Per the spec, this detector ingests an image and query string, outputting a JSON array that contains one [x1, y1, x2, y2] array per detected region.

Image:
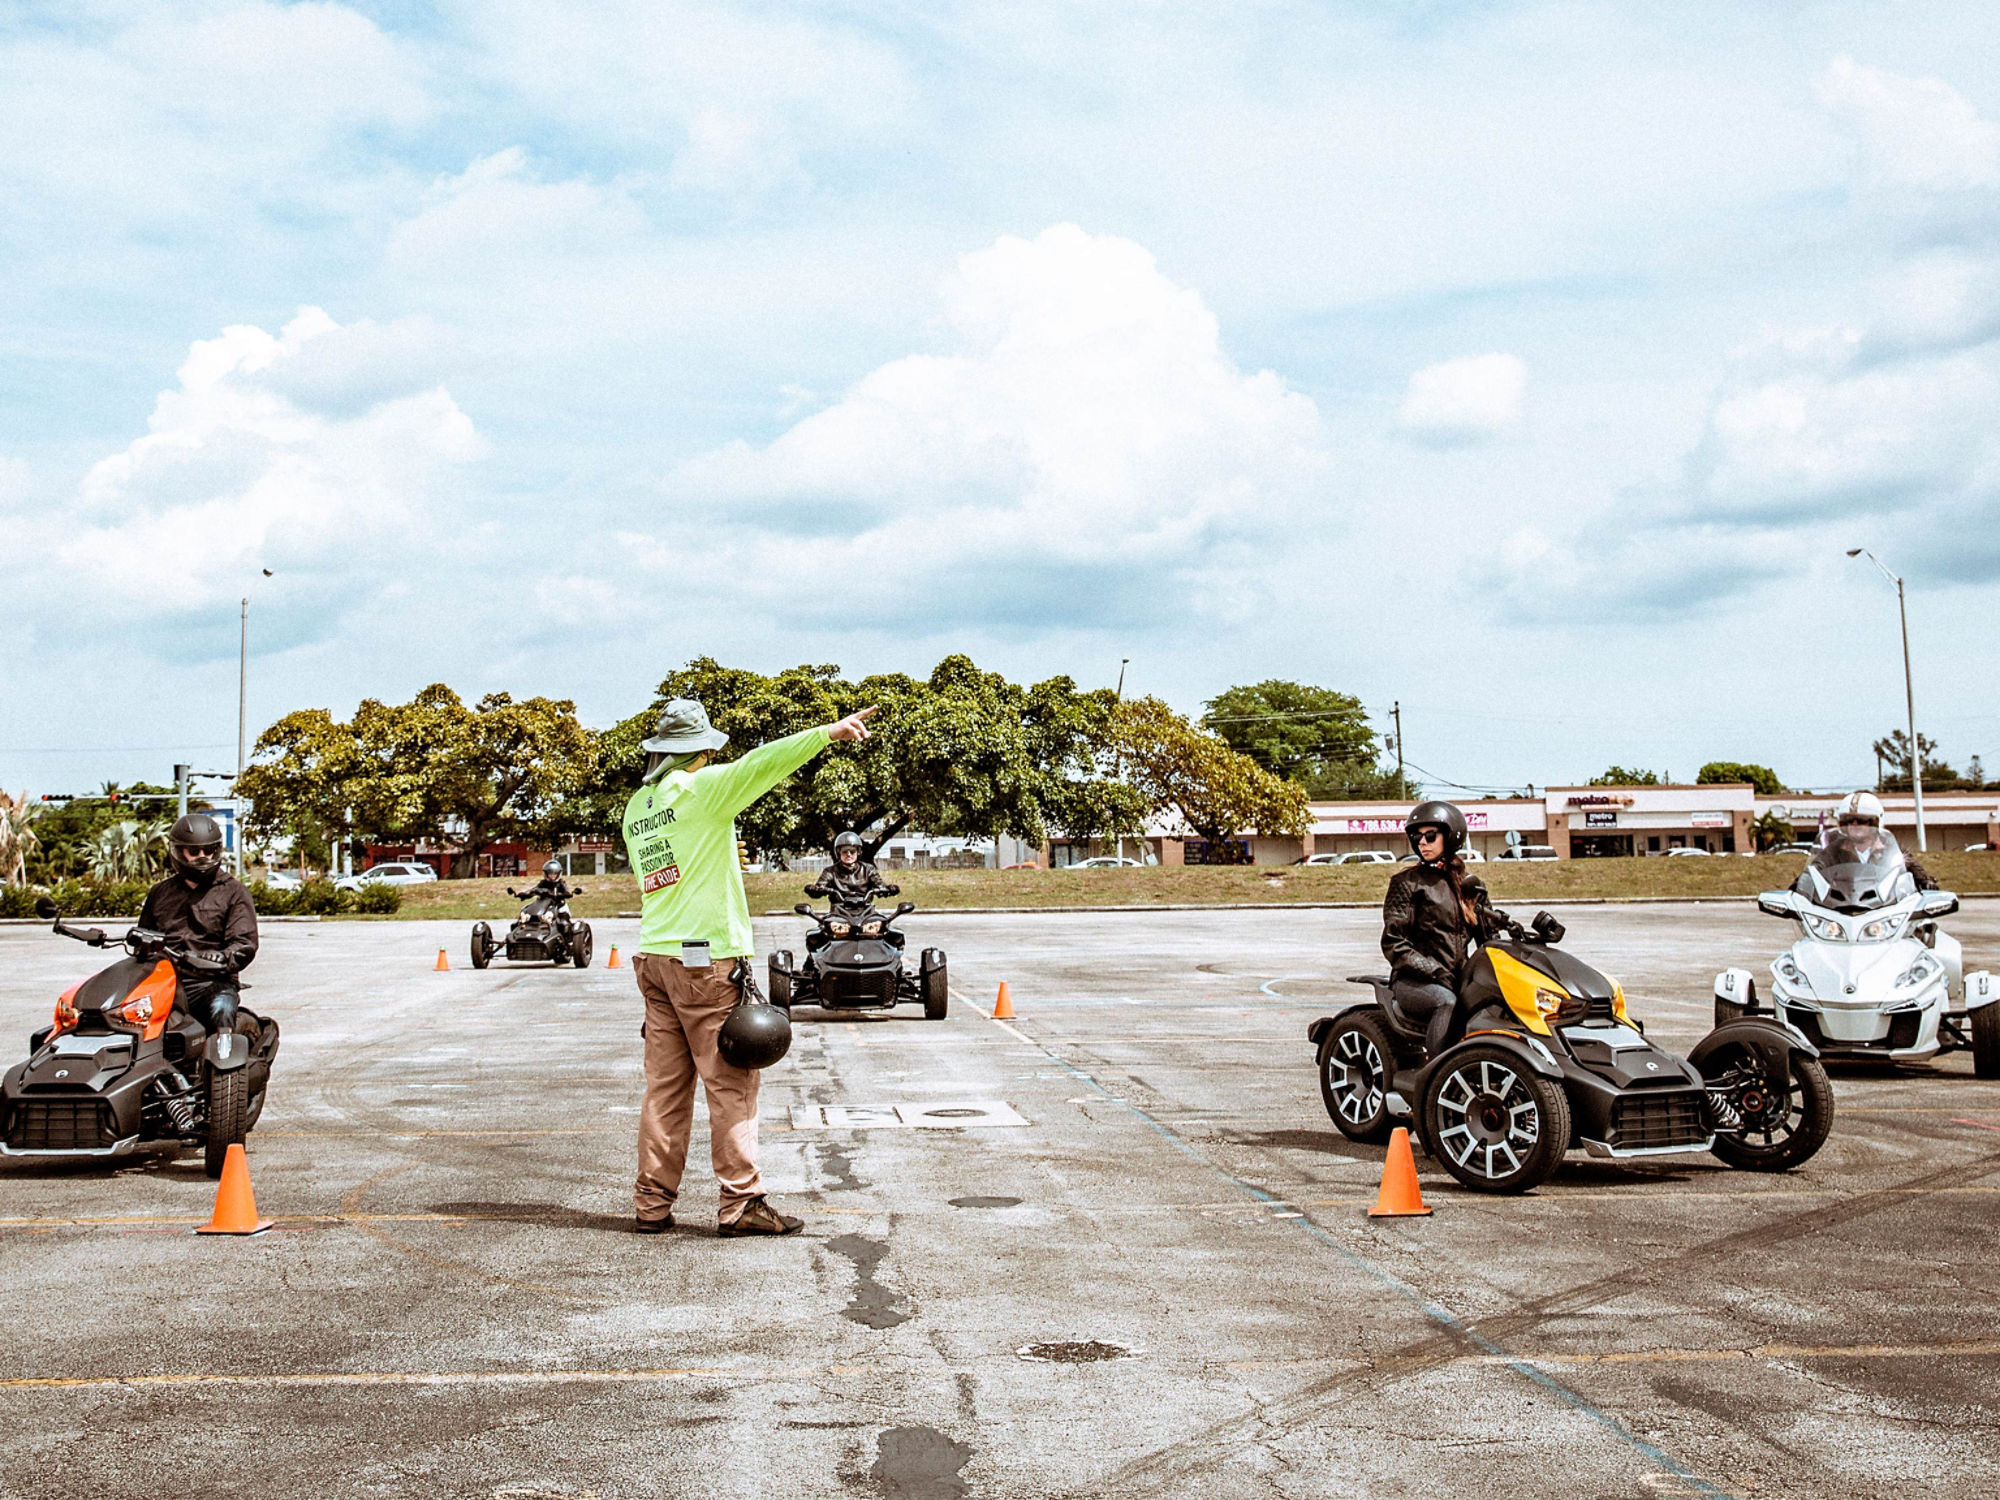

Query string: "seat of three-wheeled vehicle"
[[1346, 974, 1430, 1042]]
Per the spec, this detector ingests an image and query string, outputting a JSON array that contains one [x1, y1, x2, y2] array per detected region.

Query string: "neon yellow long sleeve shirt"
[[620, 727, 832, 959]]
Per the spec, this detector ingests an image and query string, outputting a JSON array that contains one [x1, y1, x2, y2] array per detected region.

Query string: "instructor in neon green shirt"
[[621, 696, 876, 1237]]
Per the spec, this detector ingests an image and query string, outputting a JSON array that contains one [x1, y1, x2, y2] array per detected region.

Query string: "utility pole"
[[1847, 549, 1926, 851], [1114, 658, 1130, 865], [1391, 701, 1405, 794], [237, 568, 272, 876], [175, 764, 190, 819]]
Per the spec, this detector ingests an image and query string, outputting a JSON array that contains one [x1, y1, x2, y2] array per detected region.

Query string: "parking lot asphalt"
[[3, 900, 1998, 1500]]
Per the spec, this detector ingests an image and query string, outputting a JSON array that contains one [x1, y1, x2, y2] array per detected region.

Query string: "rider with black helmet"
[[1380, 801, 1523, 1054], [136, 813, 259, 1034], [805, 831, 897, 912], [524, 858, 579, 932]]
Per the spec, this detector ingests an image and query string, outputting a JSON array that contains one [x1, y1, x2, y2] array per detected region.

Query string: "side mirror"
[[794, 903, 814, 916], [33, 896, 58, 921], [894, 901, 916, 916], [1919, 891, 1960, 919], [572, 886, 588, 895], [1757, 891, 1798, 919]]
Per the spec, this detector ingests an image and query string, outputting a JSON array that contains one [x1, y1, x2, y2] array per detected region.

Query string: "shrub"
[[353, 883, 402, 914], [0, 878, 151, 918]]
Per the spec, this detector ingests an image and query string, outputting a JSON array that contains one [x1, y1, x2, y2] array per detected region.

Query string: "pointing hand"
[[829, 705, 879, 743]]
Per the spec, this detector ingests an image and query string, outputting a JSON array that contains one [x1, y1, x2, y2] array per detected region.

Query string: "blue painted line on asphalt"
[[999, 1010, 1732, 1498]]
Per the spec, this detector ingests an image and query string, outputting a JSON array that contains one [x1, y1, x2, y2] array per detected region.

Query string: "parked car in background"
[[1002, 861, 1041, 870], [1316, 851, 1397, 866], [261, 870, 303, 890], [335, 861, 440, 891], [1397, 849, 1485, 864], [1666, 846, 1712, 857], [1496, 845, 1559, 862], [1072, 856, 1144, 868]]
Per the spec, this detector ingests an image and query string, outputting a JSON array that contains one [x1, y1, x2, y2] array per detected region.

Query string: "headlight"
[[1896, 954, 1939, 988], [51, 990, 79, 1037], [1804, 914, 1848, 942], [1534, 987, 1588, 1024], [119, 994, 157, 1025], [827, 920, 852, 937], [861, 920, 884, 936], [1858, 914, 1908, 942]]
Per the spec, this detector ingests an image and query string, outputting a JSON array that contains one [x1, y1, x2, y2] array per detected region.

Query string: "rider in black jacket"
[[137, 814, 257, 1034], [805, 832, 897, 912], [1380, 801, 1522, 1054]]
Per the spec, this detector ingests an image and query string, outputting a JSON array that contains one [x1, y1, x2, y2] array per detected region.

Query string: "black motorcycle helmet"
[[1404, 801, 1468, 862], [832, 831, 863, 865], [542, 859, 563, 880], [718, 997, 792, 1069], [168, 814, 226, 885]]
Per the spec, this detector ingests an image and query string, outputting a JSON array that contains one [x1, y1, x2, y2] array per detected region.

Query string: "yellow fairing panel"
[[1487, 949, 1560, 1036]]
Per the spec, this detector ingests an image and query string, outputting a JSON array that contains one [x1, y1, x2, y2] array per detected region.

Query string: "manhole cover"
[[1016, 1340, 1134, 1364], [950, 1196, 1021, 1209]]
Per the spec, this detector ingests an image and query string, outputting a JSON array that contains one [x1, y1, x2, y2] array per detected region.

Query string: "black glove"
[[182, 948, 229, 973], [880, 884, 900, 896]]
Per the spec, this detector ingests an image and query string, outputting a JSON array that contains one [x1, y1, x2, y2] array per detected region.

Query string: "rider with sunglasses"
[[1380, 801, 1525, 1054]]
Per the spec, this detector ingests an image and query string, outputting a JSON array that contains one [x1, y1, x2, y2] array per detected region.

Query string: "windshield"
[[1797, 826, 1914, 911]]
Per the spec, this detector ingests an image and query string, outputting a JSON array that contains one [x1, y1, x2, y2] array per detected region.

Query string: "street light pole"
[[1846, 549, 1926, 851], [236, 569, 273, 875], [1113, 658, 1130, 866]]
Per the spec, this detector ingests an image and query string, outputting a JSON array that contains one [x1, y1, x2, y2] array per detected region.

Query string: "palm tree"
[[0, 792, 39, 885], [87, 821, 168, 881]]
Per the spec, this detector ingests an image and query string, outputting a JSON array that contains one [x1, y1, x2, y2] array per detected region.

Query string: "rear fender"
[[1451, 1028, 1565, 1081], [1307, 1004, 1378, 1048], [1688, 1017, 1815, 1083]]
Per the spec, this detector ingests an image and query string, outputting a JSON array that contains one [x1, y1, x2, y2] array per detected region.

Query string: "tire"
[[769, 954, 793, 1012], [572, 924, 593, 969], [471, 923, 492, 970], [1974, 1004, 2000, 1080], [205, 1066, 247, 1179], [922, 951, 948, 1020], [1706, 1045, 1835, 1172], [1421, 1043, 1570, 1194], [1714, 996, 1747, 1028], [1317, 1011, 1394, 1143]]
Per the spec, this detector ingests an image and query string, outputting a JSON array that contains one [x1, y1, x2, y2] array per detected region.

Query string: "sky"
[[4, 0, 2000, 800]]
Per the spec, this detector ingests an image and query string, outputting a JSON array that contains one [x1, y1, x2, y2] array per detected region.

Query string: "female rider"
[[1380, 801, 1523, 1054]]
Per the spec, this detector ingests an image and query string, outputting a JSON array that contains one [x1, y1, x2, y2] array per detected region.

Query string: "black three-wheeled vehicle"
[[1307, 911, 1834, 1193], [2, 901, 280, 1178], [472, 886, 594, 969], [768, 897, 948, 1019]]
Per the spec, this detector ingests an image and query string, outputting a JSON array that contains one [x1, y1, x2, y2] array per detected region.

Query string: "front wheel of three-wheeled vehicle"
[[571, 923, 594, 968], [921, 949, 948, 1020], [470, 922, 493, 969], [1421, 1044, 1572, 1194], [1317, 1012, 1395, 1144], [1973, 1003, 2000, 1080], [768, 951, 794, 1013], [1703, 1043, 1835, 1172], [204, 1066, 247, 1179]]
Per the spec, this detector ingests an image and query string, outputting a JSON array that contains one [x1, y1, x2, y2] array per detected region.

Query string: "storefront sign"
[[1566, 794, 1634, 808], [576, 836, 614, 852], [1584, 810, 1618, 827], [1691, 812, 1731, 828], [1340, 812, 1490, 834]]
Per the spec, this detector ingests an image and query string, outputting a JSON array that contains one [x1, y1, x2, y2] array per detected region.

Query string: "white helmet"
[[1836, 790, 1884, 826]]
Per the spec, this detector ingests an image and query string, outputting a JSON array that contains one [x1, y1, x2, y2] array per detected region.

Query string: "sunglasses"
[[1416, 830, 1445, 843]]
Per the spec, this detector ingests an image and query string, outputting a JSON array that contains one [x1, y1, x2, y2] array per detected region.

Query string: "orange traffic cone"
[[435, 948, 450, 971], [1367, 1127, 1432, 1217], [195, 1144, 273, 1235], [607, 946, 622, 969], [991, 982, 1015, 1020]]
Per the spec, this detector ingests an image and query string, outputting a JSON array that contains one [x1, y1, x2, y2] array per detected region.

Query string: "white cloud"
[[655, 224, 1329, 626], [1397, 353, 1527, 447], [1818, 56, 2000, 192], [15, 308, 481, 644]]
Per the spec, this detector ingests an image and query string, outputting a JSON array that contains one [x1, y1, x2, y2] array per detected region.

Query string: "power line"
[[0, 742, 236, 753]]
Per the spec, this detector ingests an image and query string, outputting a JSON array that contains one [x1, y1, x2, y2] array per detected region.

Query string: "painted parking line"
[[1220, 1338, 2000, 1372], [0, 1364, 873, 1393]]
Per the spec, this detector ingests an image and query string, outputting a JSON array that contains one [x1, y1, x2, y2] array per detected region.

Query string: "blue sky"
[[4, 1, 1999, 797]]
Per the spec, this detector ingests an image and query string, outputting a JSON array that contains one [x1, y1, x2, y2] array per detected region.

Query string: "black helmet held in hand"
[[718, 995, 792, 1069], [168, 813, 226, 884], [1404, 801, 1468, 861]]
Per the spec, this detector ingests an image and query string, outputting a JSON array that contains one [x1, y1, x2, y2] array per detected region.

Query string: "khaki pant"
[[632, 953, 762, 1225]]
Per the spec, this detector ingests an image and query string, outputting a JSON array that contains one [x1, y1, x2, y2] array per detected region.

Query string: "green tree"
[[1872, 728, 1965, 790], [1751, 810, 1793, 852], [569, 655, 1143, 861], [1697, 762, 1786, 796], [242, 687, 598, 877], [21, 783, 176, 882], [1117, 697, 1310, 849], [1589, 766, 1663, 786], [1203, 681, 1374, 775]]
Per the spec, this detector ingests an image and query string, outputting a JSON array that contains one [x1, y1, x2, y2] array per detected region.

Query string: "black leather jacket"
[[1381, 861, 1520, 988], [807, 859, 891, 910], [138, 872, 259, 975]]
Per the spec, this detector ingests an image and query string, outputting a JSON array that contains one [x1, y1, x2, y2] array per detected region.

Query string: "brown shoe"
[[717, 1197, 802, 1237], [634, 1213, 674, 1235]]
